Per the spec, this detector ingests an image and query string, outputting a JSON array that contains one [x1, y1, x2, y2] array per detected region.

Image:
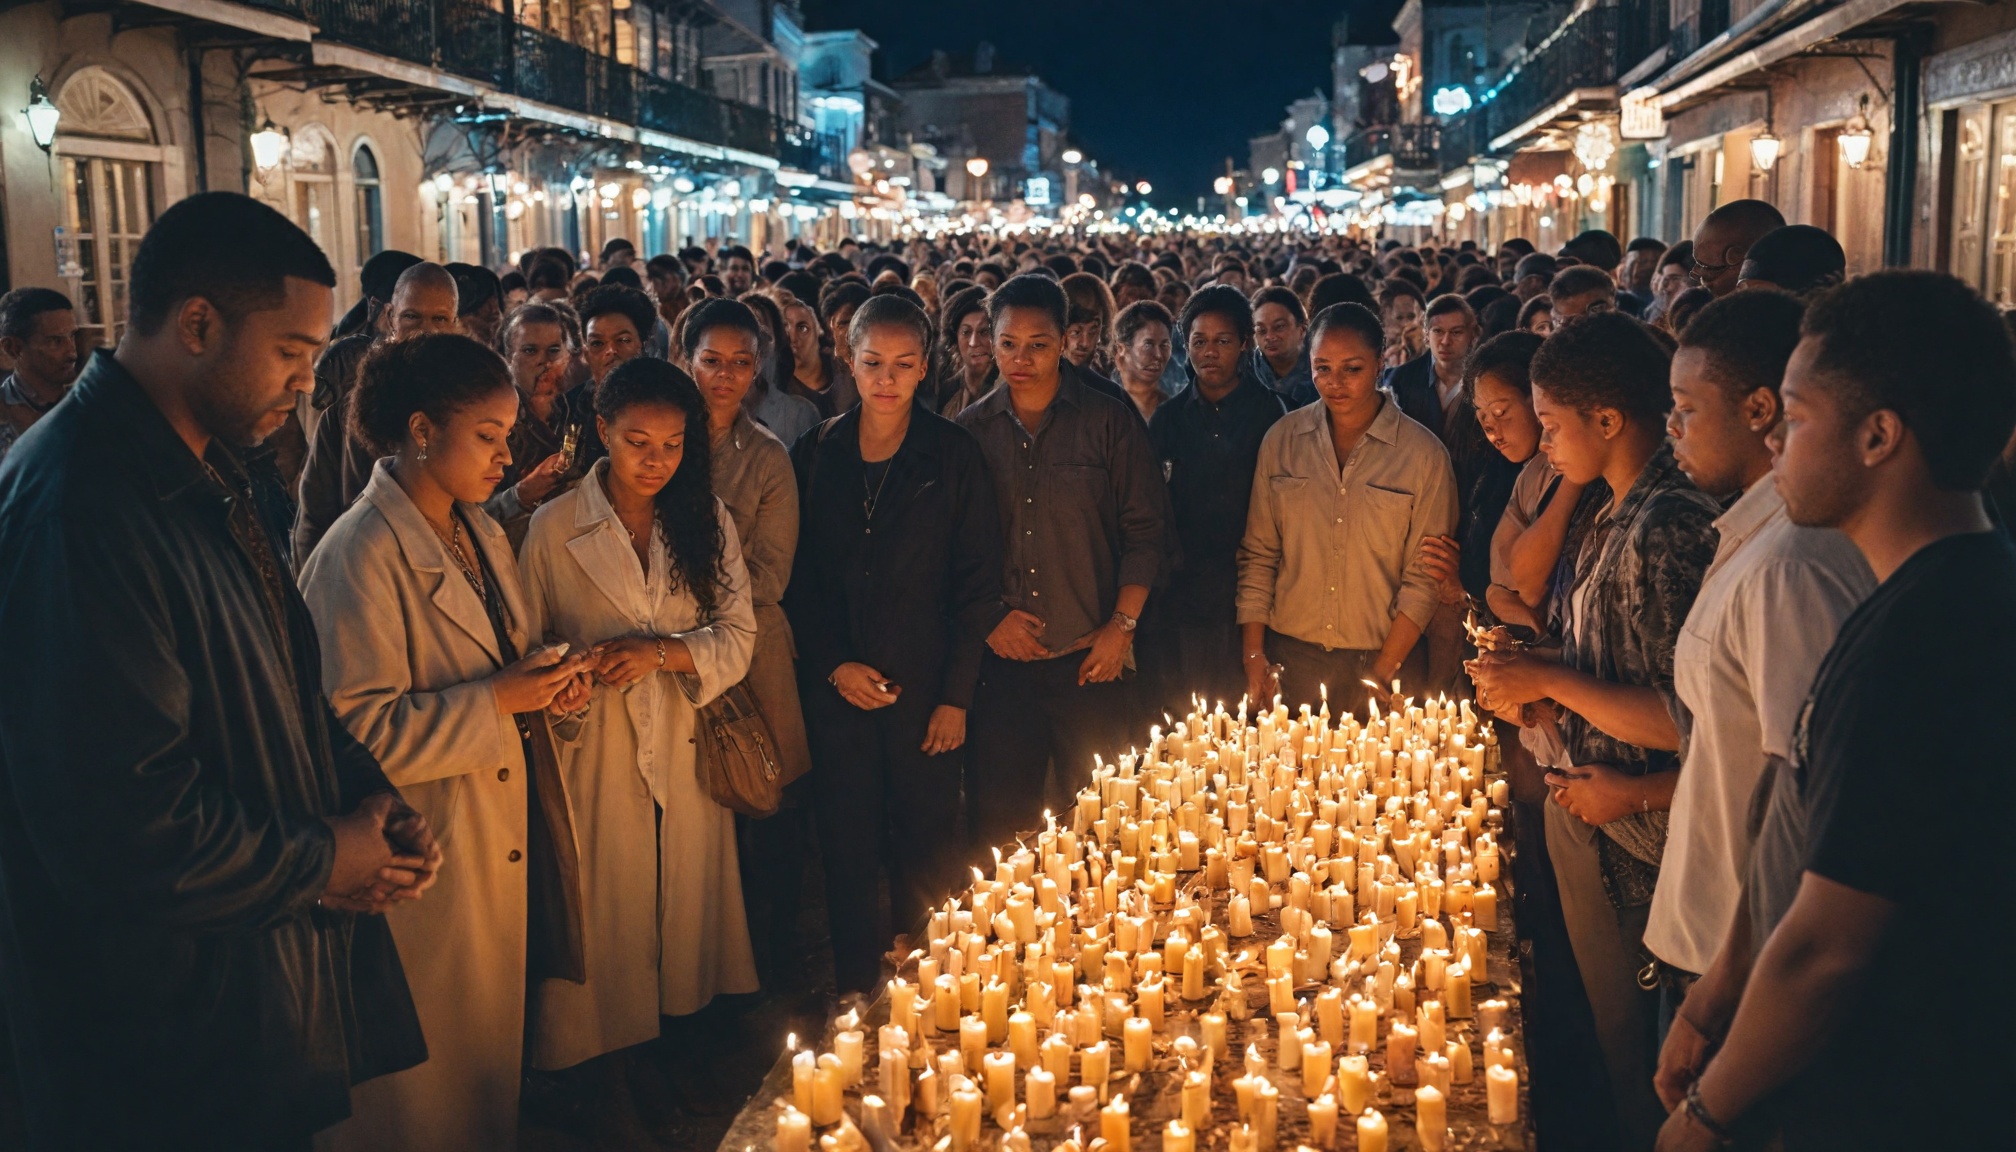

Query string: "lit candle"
[[1337, 1054, 1371, 1115], [983, 980, 1010, 1043], [777, 1106, 811, 1152], [1301, 1038, 1332, 1097], [1478, 998, 1508, 1035], [1182, 946, 1205, 1001], [1163, 1119, 1194, 1152], [936, 975, 962, 1030], [1181, 1069, 1209, 1128], [1415, 1083, 1447, 1151], [1419, 1000, 1445, 1055], [1474, 882, 1498, 929], [834, 1027, 865, 1087], [1384, 1021, 1416, 1080], [1315, 987, 1344, 1047], [950, 1087, 983, 1152], [1487, 1064, 1519, 1125], [983, 1049, 1016, 1112], [1254, 1079, 1279, 1150], [1138, 979, 1166, 1031], [1229, 895, 1254, 937], [1200, 1012, 1227, 1059], [960, 1016, 988, 1072], [1449, 1038, 1473, 1085], [1123, 1016, 1152, 1072], [1101, 1094, 1131, 1152], [915, 1065, 939, 1117], [879, 1048, 910, 1113], [862, 1094, 892, 1148], [1010, 1011, 1038, 1067], [1347, 994, 1377, 1054], [1307, 1093, 1338, 1150], [812, 1053, 844, 1126], [1355, 1107, 1388, 1152], [1027, 1066, 1057, 1120], [1082, 1041, 1111, 1101], [792, 1048, 816, 1114]]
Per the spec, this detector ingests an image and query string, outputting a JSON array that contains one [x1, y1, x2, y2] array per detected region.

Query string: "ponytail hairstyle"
[[594, 358, 726, 615]]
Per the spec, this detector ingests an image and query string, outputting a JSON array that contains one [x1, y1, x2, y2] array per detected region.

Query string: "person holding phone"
[[520, 357, 757, 1135], [788, 295, 1004, 994], [303, 333, 592, 1152]]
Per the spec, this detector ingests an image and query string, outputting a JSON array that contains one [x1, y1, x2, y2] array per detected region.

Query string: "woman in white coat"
[[302, 334, 592, 1152], [522, 357, 758, 1121]]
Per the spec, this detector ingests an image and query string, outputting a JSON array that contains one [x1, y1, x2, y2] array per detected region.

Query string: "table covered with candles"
[[722, 694, 1535, 1152]]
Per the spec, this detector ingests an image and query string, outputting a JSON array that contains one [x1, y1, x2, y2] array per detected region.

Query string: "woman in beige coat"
[[303, 336, 591, 1152], [682, 298, 814, 993], [522, 359, 758, 1127]]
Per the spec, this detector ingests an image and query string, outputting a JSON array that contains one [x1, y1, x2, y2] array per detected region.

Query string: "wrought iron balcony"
[[774, 122, 849, 181], [1341, 123, 1441, 175], [303, 0, 785, 159], [1478, 5, 1620, 145]]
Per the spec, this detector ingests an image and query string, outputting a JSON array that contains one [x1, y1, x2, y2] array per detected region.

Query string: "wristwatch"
[[1110, 610, 1138, 632]]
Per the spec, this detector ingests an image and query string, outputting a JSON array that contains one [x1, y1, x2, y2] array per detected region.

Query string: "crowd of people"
[[0, 188, 2008, 1152]]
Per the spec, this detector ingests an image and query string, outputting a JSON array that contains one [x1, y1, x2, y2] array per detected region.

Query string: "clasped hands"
[[985, 609, 1131, 686], [320, 793, 442, 915]]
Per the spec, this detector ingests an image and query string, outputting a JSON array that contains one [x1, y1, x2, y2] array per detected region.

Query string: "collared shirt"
[[1236, 395, 1457, 650], [1643, 478, 1872, 975], [1245, 348, 1315, 409], [1555, 442, 1720, 903], [0, 373, 60, 465], [1150, 378, 1287, 623], [957, 365, 1168, 653]]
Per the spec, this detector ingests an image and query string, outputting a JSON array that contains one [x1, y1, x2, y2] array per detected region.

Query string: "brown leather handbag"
[[695, 679, 785, 817]]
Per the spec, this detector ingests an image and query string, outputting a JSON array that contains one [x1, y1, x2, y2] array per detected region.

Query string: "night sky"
[[802, 0, 1345, 202]]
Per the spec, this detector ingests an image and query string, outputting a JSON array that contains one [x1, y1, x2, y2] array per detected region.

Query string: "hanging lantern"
[[24, 76, 59, 152], [1750, 129, 1783, 172], [1839, 97, 1874, 169], [249, 115, 289, 173]]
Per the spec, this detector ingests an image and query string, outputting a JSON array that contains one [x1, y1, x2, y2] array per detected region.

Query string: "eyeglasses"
[[1689, 257, 1737, 282]]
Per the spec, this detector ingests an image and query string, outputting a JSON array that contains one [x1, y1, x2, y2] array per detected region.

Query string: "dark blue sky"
[[803, 0, 1346, 201]]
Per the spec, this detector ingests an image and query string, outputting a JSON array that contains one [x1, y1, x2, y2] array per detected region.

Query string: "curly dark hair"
[[594, 358, 727, 614], [1530, 311, 1673, 421], [350, 333, 513, 455], [578, 284, 659, 340]]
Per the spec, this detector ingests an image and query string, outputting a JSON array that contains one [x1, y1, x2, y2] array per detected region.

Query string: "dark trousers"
[[966, 651, 1130, 853], [804, 683, 965, 994], [1264, 628, 1429, 717], [737, 790, 811, 992], [1138, 609, 1244, 720]]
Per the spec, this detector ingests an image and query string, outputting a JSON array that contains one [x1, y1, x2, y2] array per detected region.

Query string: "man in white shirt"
[[1648, 291, 1872, 998]]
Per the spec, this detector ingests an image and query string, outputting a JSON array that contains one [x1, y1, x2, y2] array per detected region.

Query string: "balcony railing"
[[304, 0, 785, 158], [775, 123, 849, 181], [1479, 5, 1620, 145], [1341, 123, 1441, 174], [1672, 0, 1731, 61]]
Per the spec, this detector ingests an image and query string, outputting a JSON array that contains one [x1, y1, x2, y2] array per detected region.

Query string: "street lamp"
[[249, 114, 289, 173], [1136, 180, 1152, 195], [1839, 96, 1874, 169], [1062, 148, 1082, 165], [1305, 123, 1330, 151], [965, 156, 990, 178], [24, 76, 59, 152], [1749, 128, 1782, 172], [1213, 176, 1234, 196], [1262, 167, 1280, 185]]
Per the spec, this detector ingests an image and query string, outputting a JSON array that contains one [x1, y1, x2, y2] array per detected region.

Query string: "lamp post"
[[965, 155, 989, 202]]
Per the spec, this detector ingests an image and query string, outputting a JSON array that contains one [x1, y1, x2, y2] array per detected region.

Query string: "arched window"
[[54, 68, 160, 347], [353, 143, 384, 270], [289, 126, 338, 252]]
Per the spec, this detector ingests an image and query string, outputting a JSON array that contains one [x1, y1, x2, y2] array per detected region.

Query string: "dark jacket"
[[786, 407, 1005, 710], [1381, 352, 1501, 519], [0, 352, 425, 1149]]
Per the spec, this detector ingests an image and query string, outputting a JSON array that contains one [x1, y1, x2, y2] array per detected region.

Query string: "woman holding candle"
[[520, 358, 758, 1131], [302, 335, 593, 1152], [1236, 302, 1457, 713], [788, 294, 1004, 994]]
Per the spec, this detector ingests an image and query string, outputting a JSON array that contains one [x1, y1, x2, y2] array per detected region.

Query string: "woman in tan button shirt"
[[1237, 302, 1457, 713]]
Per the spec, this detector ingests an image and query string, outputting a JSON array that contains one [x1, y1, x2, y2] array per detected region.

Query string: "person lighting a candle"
[[788, 294, 1004, 994], [1236, 302, 1456, 712], [957, 274, 1169, 851], [519, 357, 759, 1133], [302, 333, 593, 1151], [1650, 273, 2016, 1152]]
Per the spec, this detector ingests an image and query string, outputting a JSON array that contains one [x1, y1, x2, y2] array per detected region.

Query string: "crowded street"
[[0, 1, 2012, 1151]]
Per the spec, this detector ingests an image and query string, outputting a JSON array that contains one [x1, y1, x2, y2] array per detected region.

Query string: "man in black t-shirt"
[[1652, 272, 2016, 1152]]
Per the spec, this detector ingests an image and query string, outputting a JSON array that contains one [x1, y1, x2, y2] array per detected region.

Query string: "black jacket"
[[0, 352, 424, 1149], [786, 407, 1005, 710], [1381, 352, 1502, 520]]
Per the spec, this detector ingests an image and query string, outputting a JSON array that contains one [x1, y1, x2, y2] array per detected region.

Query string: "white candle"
[[777, 1106, 811, 1152], [1415, 1084, 1447, 1152], [1082, 1040, 1111, 1100], [983, 980, 1010, 1043], [1487, 1064, 1518, 1125], [1337, 1054, 1371, 1115], [1307, 1093, 1338, 1150], [1101, 1094, 1131, 1152], [792, 1049, 816, 1114], [983, 1050, 1016, 1112], [1009, 1011, 1038, 1067], [1027, 1066, 1056, 1119], [1355, 1107, 1388, 1152], [1163, 1119, 1194, 1152], [1254, 1079, 1279, 1151], [950, 1087, 983, 1151], [1123, 1016, 1152, 1072], [834, 1028, 865, 1086], [1200, 1012, 1227, 1059], [1301, 1038, 1332, 1097], [960, 1016, 988, 1073], [1347, 994, 1377, 1053], [811, 1053, 844, 1126]]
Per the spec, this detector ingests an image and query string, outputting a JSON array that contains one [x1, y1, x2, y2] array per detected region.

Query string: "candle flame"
[[787, 1032, 798, 1050]]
